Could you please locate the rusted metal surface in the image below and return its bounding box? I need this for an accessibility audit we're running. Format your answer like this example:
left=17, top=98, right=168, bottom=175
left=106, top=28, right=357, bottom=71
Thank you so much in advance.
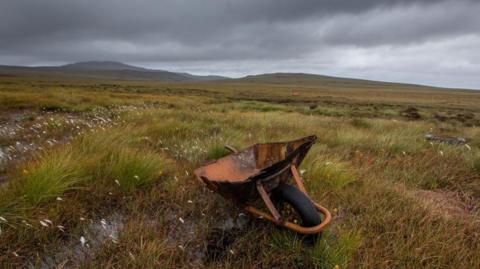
left=291, top=165, right=307, bottom=195
left=194, top=135, right=332, bottom=234
left=256, top=181, right=282, bottom=224
left=195, top=136, right=315, bottom=202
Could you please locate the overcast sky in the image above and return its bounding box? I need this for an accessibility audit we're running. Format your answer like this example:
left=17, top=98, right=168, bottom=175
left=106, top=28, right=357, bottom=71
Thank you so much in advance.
left=1, top=0, right=479, bottom=89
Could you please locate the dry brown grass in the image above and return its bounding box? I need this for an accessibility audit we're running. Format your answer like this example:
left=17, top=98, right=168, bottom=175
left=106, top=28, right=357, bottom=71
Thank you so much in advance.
left=0, top=75, right=479, bottom=268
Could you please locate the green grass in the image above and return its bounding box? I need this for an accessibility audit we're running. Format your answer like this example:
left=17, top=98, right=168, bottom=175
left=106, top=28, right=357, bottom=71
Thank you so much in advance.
left=102, top=148, right=171, bottom=192
left=18, top=149, right=85, bottom=206
left=0, top=75, right=479, bottom=268
left=311, top=230, right=362, bottom=269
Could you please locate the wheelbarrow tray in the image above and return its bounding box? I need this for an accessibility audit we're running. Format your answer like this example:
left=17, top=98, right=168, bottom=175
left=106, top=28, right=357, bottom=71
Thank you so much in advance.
left=194, top=135, right=331, bottom=234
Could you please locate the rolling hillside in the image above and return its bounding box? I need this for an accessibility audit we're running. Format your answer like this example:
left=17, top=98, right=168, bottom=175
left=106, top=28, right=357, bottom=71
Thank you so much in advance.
left=1, top=62, right=476, bottom=91
left=0, top=61, right=228, bottom=82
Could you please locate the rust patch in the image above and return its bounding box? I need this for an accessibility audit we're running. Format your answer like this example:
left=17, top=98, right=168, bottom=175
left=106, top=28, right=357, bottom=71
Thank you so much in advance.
left=194, top=135, right=316, bottom=203
left=196, top=148, right=259, bottom=182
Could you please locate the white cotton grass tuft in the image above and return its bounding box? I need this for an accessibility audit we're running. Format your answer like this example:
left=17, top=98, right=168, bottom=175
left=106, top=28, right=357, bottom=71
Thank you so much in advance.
left=109, top=234, right=119, bottom=244
left=465, top=144, right=472, bottom=150
left=56, top=197, right=63, bottom=201
left=178, top=217, right=185, bottom=224
left=56, top=225, right=65, bottom=232
left=39, top=220, right=49, bottom=227
left=114, top=179, right=121, bottom=186
left=0, top=216, right=7, bottom=223
left=101, top=219, right=108, bottom=230
left=80, top=236, right=87, bottom=247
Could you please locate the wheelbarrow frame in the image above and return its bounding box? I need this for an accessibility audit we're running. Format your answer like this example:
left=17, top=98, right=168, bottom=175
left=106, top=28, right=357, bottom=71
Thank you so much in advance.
left=194, top=135, right=331, bottom=234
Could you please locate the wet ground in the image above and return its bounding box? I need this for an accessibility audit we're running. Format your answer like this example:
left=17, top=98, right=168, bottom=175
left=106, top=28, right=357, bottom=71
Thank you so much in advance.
left=39, top=214, right=124, bottom=268
left=0, top=109, right=118, bottom=184
left=0, top=104, right=163, bottom=185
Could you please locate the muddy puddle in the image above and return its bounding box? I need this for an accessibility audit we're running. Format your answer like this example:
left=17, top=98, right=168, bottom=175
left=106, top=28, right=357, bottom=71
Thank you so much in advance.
left=38, top=214, right=124, bottom=269
left=164, top=206, right=251, bottom=267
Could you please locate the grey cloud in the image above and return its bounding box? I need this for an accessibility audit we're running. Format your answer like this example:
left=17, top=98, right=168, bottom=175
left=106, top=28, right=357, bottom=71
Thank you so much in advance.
left=0, top=0, right=451, bottom=52
left=0, top=0, right=479, bottom=88
left=320, top=0, right=480, bottom=47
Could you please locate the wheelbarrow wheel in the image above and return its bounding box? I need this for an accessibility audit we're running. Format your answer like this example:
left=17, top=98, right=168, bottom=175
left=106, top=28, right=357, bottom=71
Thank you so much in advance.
left=272, top=183, right=321, bottom=227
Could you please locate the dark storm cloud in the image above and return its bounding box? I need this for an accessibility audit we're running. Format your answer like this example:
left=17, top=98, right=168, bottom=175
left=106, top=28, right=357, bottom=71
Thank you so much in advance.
left=0, top=0, right=455, bottom=60
left=0, top=0, right=479, bottom=88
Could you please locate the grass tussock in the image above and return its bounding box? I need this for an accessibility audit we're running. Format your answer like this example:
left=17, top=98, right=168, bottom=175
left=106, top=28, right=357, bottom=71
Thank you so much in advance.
left=0, top=75, right=479, bottom=268
left=18, top=149, right=85, bottom=206
left=0, top=127, right=173, bottom=222
left=311, top=230, right=362, bottom=269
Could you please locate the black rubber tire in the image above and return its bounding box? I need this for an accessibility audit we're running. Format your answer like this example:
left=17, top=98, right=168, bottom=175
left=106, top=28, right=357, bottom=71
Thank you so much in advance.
left=272, top=183, right=321, bottom=227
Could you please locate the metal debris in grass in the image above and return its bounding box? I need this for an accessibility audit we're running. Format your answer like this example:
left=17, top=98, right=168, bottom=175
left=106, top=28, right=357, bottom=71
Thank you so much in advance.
left=425, top=133, right=466, bottom=145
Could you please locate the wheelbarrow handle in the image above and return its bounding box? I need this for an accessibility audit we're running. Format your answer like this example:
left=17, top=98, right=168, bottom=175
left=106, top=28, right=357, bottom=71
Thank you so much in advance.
left=224, top=144, right=238, bottom=154
left=244, top=202, right=332, bottom=234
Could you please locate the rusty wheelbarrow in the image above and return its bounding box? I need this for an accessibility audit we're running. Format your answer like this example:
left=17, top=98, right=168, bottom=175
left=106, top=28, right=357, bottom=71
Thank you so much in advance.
left=194, top=135, right=331, bottom=234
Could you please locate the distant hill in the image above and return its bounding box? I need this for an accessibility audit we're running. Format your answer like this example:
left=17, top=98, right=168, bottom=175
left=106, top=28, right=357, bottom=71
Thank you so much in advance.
left=219, top=73, right=464, bottom=91
left=0, top=61, right=229, bottom=82
left=0, top=62, right=470, bottom=90
left=60, top=61, right=148, bottom=71
left=232, top=72, right=430, bottom=88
